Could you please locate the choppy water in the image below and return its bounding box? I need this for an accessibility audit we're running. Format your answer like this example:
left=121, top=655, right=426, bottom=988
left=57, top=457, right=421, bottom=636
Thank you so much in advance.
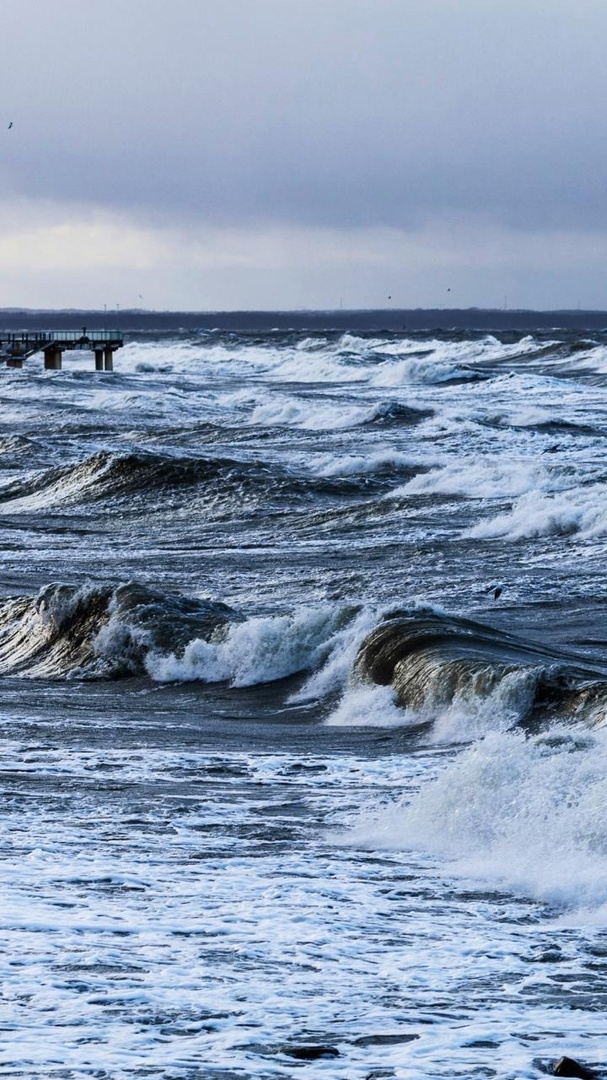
left=1, top=327, right=607, bottom=1078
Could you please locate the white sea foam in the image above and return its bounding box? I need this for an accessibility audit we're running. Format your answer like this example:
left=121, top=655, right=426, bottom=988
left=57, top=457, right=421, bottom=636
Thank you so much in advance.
left=362, top=335, right=539, bottom=390
left=507, top=405, right=555, bottom=426
left=370, top=355, right=470, bottom=386
left=249, top=396, right=375, bottom=430
left=413, top=408, right=488, bottom=440
left=121, top=338, right=285, bottom=378
left=314, top=448, right=432, bottom=477
left=394, top=457, right=557, bottom=500
left=145, top=605, right=352, bottom=686
left=325, top=682, right=414, bottom=727
left=268, top=351, right=366, bottom=384
left=550, top=343, right=607, bottom=375
left=466, top=485, right=607, bottom=540
left=360, top=727, right=607, bottom=913
left=291, top=605, right=382, bottom=702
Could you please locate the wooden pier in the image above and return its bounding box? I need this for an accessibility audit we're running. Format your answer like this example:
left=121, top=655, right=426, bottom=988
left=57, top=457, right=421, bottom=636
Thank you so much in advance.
left=1, top=329, right=124, bottom=371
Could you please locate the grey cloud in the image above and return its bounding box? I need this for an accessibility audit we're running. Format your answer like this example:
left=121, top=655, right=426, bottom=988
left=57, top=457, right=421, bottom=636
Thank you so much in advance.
left=1, top=0, right=607, bottom=231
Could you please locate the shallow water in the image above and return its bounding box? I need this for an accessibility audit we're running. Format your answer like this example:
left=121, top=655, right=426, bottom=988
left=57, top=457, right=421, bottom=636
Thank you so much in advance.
left=0, top=328, right=606, bottom=1078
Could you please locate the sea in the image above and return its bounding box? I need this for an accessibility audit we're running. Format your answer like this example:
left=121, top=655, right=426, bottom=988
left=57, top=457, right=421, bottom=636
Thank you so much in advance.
left=0, top=325, right=606, bottom=1079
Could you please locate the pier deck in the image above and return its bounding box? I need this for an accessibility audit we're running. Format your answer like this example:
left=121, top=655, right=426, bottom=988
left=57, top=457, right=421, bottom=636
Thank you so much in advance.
left=1, top=329, right=124, bottom=370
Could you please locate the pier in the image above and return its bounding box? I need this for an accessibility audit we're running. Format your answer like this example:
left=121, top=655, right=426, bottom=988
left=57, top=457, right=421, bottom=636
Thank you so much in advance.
left=1, top=329, right=124, bottom=370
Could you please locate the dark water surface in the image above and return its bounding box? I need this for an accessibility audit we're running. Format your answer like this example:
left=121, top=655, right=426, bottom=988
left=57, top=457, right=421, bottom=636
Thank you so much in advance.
left=0, top=329, right=606, bottom=1078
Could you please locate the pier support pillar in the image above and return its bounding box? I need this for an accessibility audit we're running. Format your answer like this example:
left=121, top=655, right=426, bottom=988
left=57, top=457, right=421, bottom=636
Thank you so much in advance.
left=6, top=357, right=23, bottom=368
left=104, top=347, right=113, bottom=372
left=44, top=347, right=62, bottom=370
left=94, top=349, right=104, bottom=371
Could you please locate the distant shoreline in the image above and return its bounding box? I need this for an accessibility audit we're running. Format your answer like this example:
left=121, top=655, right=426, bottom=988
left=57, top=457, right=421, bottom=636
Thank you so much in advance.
left=0, top=307, right=605, bottom=333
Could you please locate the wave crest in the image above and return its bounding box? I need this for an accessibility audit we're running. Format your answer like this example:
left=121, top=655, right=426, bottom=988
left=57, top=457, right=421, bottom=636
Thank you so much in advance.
left=0, top=581, right=242, bottom=679
left=351, top=611, right=607, bottom=732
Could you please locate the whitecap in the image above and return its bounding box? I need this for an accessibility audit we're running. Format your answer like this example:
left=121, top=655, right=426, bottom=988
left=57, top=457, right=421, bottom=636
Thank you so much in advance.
left=356, top=726, right=607, bottom=913
left=145, top=605, right=353, bottom=686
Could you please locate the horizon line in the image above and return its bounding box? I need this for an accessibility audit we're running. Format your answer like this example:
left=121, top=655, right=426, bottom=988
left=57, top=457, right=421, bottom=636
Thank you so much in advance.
left=0, top=305, right=605, bottom=315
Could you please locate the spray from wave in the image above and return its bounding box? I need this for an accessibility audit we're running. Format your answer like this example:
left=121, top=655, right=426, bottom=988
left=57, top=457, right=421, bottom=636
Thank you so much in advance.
left=352, top=726, right=607, bottom=914
left=0, top=580, right=366, bottom=687
left=145, top=604, right=357, bottom=687
left=466, top=485, right=607, bottom=540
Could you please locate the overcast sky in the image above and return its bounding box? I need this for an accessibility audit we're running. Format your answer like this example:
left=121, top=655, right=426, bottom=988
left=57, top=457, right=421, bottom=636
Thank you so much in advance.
left=1, top=0, right=607, bottom=310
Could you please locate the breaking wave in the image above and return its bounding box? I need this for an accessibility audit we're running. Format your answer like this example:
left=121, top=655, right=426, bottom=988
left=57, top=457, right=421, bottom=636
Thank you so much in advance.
left=146, top=604, right=357, bottom=686
left=394, top=457, right=561, bottom=501
left=353, top=724, right=607, bottom=913
left=331, top=609, right=607, bottom=915
left=248, top=395, right=432, bottom=431
left=0, top=449, right=390, bottom=514
left=0, top=582, right=243, bottom=679
left=370, top=355, right=482, bottom=387
left=337, top=610, right=607, bottom=733
left=0, top=581, right=362, bottom=685
left=466, top=485, right=607, bottom=540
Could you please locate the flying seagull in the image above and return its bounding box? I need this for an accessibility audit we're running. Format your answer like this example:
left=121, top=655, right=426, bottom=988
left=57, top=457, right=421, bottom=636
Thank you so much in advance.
left=8, top=122, right=12, bottom=129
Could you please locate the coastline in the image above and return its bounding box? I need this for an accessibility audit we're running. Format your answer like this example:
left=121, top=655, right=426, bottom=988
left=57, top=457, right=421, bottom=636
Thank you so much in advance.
left=0, top=306, right=606, bottom=333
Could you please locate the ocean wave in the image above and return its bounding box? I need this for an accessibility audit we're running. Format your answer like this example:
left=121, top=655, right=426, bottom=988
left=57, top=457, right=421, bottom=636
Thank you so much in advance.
left=366, top=400, right=434, bottom=426
left=358, top=725, right=607, bottom=912
left=0, top=581, right=243, bottom=679
left=0, top=581, right=365, bottom=686
left=249, top=396, right=378, bottom=430
left=505, top=410, right=600, bottom=436
left=122, top=337, right=283, bottom=378
left=85, top=331, right=552, bottom=391
left=465, top=486, right=607, bottom=540
left=313, top=449, right=431, bottom=482
left=247, top=395, right=432, bottom=431
left=0, top=450, right=225, bottom=511
left=260, top=333, right=499, bottom=385
left=0, top=434, right=34, bottom=456
left=540, top=342, right=607, bottom=376
left=266, top=351, right=367, bottom=384
left=0, top=449, right=375, bottom=514
left=361, top=334, right=540, bottom=387
left=146, top=604, right=357, bottom=686
left=347, top=610, right=607, bottom=732
left=369, top=355, right=482, bottom=387
left=393, top=458, right=559, bottom=501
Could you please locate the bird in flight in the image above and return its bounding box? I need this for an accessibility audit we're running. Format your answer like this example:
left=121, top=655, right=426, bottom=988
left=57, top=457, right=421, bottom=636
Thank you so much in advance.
left=8, top=122, right=12, bottom=129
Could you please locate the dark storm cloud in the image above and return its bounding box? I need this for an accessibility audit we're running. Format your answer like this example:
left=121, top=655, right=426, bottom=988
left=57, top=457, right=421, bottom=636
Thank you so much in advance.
left=2, top=0, right=607, bottom=232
